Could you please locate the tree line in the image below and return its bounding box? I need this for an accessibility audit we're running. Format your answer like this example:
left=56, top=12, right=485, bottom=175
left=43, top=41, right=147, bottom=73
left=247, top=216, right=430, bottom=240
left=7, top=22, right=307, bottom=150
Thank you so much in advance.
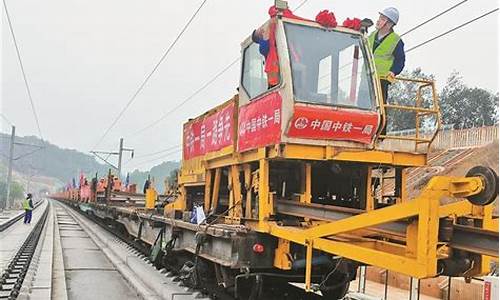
left=387, top=69, right=498, bottom=132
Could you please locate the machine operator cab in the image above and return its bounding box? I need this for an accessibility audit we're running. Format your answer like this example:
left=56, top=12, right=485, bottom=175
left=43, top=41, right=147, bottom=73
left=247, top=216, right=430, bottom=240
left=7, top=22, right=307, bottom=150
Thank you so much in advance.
left=237, top=4, right=440, bottom=155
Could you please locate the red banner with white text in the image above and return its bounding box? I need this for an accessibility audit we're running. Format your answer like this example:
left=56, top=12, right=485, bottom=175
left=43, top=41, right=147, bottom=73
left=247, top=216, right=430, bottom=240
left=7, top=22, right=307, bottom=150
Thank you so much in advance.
left=238, top=92, right=282, bottom=152
left=183, top=102, right=235, bottom=160
left=287, top=105, right=379, bottom=144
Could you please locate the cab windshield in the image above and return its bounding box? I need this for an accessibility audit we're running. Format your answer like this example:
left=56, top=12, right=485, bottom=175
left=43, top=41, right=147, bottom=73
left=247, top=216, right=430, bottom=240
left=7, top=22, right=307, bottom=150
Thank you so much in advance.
left=284, top=22, right=375, bottom=110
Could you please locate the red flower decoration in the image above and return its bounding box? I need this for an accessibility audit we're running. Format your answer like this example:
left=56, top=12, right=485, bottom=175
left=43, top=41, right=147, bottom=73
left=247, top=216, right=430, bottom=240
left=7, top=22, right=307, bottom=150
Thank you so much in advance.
left=342, top=17, right=362, bottom=31
left=315, top=10, right=337, bottom=28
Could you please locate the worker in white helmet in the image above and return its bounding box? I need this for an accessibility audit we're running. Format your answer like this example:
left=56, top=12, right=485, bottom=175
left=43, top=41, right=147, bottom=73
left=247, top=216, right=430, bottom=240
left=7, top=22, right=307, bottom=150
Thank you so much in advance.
left=368, top=7, right=405, bottom=135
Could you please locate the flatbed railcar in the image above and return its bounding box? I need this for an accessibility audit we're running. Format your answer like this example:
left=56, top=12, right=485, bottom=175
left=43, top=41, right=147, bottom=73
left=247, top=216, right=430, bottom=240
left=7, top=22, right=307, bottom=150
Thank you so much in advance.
left=52, top=2, right=499, bottom=299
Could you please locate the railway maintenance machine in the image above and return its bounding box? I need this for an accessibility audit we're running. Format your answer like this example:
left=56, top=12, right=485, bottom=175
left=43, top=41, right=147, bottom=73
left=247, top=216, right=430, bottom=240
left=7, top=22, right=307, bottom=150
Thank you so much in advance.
left=54, top=2, right=499, bottom=299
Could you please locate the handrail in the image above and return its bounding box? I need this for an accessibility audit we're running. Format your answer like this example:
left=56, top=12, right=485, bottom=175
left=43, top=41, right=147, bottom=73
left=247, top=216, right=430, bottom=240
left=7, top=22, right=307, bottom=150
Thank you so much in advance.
left=383, top=104, right=437, bottom=113
left=377, top=77, right=441, bottom=152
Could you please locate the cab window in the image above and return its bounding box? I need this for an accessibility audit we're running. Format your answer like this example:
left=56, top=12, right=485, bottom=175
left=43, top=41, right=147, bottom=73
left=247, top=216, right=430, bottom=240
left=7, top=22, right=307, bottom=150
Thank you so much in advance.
left=284, top=22, right=375, bottom=110
left=241, top=43, right=269, bottom=99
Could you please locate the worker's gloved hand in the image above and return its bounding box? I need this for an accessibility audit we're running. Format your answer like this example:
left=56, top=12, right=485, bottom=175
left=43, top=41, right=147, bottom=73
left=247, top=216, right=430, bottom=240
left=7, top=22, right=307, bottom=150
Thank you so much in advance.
left=386, top=72, right=396, bottom=83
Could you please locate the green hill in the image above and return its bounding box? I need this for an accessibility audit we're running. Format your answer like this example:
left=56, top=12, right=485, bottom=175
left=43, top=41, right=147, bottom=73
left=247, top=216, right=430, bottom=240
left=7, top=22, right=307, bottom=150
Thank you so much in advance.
left=0, top=134, right=109, bottom=185
left=128, top=161, right=180, bottom=194
left=0, top=133, right=179, bottom=191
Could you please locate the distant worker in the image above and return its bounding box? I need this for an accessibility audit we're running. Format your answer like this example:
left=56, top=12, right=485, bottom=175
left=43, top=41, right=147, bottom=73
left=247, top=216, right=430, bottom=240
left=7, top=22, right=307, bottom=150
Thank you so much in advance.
left=23, top=193, right=34, bottom=224
left=97, top=178, right=106, bottom=193
left=369, top=7, right=405, bottom=105
left=91, top=176, right=98, bottom=193
left=143, top=178, right=151, bottom=194
left=112, top=176, right=122, bottom=192
left=91, top=177, right=98, bottom=202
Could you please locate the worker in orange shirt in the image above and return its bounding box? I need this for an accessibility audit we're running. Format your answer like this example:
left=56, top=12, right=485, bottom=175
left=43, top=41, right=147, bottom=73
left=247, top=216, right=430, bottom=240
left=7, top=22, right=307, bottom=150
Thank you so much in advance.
left=252, top=23, right=279, bottom=88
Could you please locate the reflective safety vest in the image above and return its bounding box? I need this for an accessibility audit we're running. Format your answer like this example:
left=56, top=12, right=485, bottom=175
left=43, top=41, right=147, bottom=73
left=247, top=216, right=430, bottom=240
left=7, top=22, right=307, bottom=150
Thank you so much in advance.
left=23, top=199, right=32, bottom=210
left=368, top=31, right=400, bottom=78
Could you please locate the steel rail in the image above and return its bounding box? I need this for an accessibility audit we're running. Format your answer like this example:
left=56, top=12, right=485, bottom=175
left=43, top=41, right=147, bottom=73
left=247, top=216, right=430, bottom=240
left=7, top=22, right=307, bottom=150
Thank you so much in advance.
left=59, top=200, right=325, bottom=299
left=58, top=201, right=227, bottom=300
left=275, top=199, right=499, bottom=257
left=450, top=224, right=499, bottom=258
left=0, top=200, right=44, bottom=232
left=0, top=204, right=49, bottom=299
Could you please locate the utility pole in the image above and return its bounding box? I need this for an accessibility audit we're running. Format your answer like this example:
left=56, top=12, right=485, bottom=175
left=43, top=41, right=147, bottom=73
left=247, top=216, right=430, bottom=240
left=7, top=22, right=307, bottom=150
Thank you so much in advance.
left=117, top=138, right=125, bottom=176
left=4, top=126, right=15, bottom=210
left=118, top=138, right=134, bottom=177
left=2, top=125, right=44, bottom=210
left=91, top=137, right=134, bottom=179
left=117, top=138, right=124, bottom=177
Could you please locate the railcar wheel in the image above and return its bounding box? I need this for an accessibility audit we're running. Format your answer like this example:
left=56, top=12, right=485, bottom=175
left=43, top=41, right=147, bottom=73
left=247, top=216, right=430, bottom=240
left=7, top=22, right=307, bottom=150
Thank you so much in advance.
left=235, top=275, right=263, bottom=300
left=319, top=279, right=349, bottom=299
left=465, top=166, right=498, bottom=206
left=319, top=259, right=356, bottom=299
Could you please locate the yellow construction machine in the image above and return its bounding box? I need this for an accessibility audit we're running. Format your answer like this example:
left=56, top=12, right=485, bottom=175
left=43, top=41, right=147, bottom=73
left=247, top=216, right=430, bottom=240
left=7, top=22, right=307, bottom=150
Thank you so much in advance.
left=164, top=1, right=499, bottom=297
left=56, top=2, right=498, bottom=299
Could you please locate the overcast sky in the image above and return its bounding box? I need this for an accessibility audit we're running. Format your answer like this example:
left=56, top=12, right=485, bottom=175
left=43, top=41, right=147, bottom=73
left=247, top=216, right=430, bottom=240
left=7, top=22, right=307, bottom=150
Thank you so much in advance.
left=1, top=0, right=499, bottom=172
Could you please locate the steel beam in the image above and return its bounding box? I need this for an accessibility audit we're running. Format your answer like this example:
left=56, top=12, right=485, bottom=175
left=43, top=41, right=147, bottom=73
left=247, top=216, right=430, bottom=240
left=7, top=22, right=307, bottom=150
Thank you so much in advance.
left=275, top=199, right=499, bottom=257
left=450, top=224, right=499, bottom=257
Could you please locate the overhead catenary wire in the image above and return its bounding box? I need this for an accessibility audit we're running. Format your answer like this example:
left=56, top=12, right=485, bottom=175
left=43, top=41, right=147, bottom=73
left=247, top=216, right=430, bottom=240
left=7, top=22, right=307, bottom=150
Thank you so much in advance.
left=406, top=8, right=499, bottom=53
left=126, top=3, right=496, bottom=166
left=130, top=58, right=240, bottom=136
left=128, top=150, right=181, bottom=170
left=400, top=0, right=468, bottom=37
left=0, top=112, right=14, bottom=126
left=12, top=146, right=44, bottom=161
left=130, top=144, right=181, bottom=160
left=319, top=0, right=477, bottom=78
left=3, top=0, right=44, bottom=142
left=129, top=0, right=310, bottom=138
left=126, top=148, right=181, bottom=169
left=91, top=0, right=208, bottom=150
left=294, top=0, right=309, bottom=12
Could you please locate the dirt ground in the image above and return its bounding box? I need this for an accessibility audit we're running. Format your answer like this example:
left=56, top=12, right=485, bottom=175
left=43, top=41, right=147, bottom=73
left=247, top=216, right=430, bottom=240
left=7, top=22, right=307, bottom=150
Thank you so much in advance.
left=406, top=141, right=499, bottom=213
left=364, top=142, right=499, bottom=299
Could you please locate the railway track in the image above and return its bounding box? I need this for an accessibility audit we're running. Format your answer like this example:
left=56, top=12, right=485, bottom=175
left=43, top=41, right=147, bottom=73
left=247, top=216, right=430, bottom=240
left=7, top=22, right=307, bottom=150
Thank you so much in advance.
left=0, top=203, right=49, bottom=299
left=0, top=201, right=44, bottom=232
left=60, top=201, right=327, bottom=300
left=54, top=201, right=209, bottom=300
left=379, top=148, right=478, bottom=196
left=52, top=201, right=144, bottom=299
left=0, top=197, right=326, bottom=300
left=406, top=148, right=476, bottom=183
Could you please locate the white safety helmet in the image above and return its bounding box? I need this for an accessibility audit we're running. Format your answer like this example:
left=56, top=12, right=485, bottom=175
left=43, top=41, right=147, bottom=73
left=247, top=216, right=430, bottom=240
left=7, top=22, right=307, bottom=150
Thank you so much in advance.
left=380, top=7, right=399, bottom=25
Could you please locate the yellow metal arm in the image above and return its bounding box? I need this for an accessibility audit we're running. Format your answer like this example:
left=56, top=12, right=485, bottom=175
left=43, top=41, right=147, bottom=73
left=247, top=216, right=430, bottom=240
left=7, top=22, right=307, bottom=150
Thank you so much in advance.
left=303, top=176, right=484, bottom=239
left=262, top=175, right=495, bottom=291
